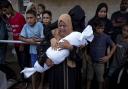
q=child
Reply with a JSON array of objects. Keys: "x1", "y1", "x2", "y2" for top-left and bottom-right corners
[
  {"x1": 19, "y1": 9, "x2": 44, "y2": 89},
  {"x1": 42, "y1": 10, "x2": 52, "y2": 26},
  {"x1": 21, "y1": 24, "x2": 94, "y2": 78},
  {"x1": 86, "y1": 19, "x2": 116, "y2": 89},
  {"x1": 37, "y1": 4, "x2": 45, "y2": 22},
  {"x1": 107, "y1": 23, "x2": 128, "y2": 88}
]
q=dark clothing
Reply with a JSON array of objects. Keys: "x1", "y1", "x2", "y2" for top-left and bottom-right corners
[
  {"x1": 111, "y1": 11, "x2": 128, "y2": 42},
  {"x1": 111, "y1": 11, "x2": 128, "y2": 28},
  {"x1": 46, "y1": 5, "x2": 86, "y2": 33},
  {"x1": 49, "y1": 47, "x2": 82, "y2": 89},
  {"x1": 68, "y1": 5, "x2": 85, "y2": 32},
  {"x1": 44, "y1": 5, "x2": 85, "y2": 89},
  {"x1": 37, "y1": 23, "x2": 53, "y2": 64},
  {"x1": 0, "y1": 17, "x2": 8, "y2": 64},
  {"x1": 108, "y1": 34, "x2": 128, "y2": 77},
  {"x1": 43, "y1": 23, "x2": 54, "y2": 43},
  {"x1": 89, "y1": 33, "x2": 113, "y2": 63},
  {"x1": 108, "y1": 35, "x2": 128, "y2": 89},
  {"x1": 88, "y1": 3, "x2": 113, "y2": 36},
  {"x1": 15, "y1": 45, "x2": 30, "y2": 70},
  {"x1": 88, "y1": 18, "x2": 113, "y2": 35}
]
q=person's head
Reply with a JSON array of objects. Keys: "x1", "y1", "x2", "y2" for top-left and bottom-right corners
[
  {"x1": 38, "y1": 4, "x2": 45, "y2": 14},
  {"x1": 120, "y1": 0, "x2": 128, "y2": 12},
  {"x1": 26, "y1": 2, "x2": 36, "y2": 13},
  {"x1": 93, "y1": 18, "x2": 105, "y2": 34},
  {"x1": 26, "y1": 10, "x2": 37, "y2": 26},
  {"x1": 68, "y1": 5, "x2": 85, "y2": 32},
  {"x1": 95, "y1": 3, "x2": 108, "y2": 18},
  {"x1": 58, "y1": 14, "x2": 73, "y2": 38},
  {"x1": 122, "y1": 23, "x2": 128, "y2": 38},
  {"x1": 1, "y1": 1, "x2": 14, "y2": 16},
  {"x1": 42, "y1": 10, "x2": 52, "y2": 26}
]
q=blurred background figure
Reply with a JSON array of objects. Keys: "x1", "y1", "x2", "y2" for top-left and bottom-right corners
[{"x1": 37, "y1": 3, "x2": 46, "y2": 22}]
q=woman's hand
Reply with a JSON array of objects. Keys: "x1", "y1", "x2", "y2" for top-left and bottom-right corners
[
  {"x1": 50, "y1": 38, "x2": 58, "y2": 50},
  {"x1": 45, "y1": 58, "x2": 54, "y2": 67},
  {"x1": 58, "y1": 39, "x2": 72, "y2": 50}
]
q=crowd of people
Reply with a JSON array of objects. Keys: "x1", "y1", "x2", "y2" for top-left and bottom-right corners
[{"x1": 0, "y1": 0, "x2": 128, "y2": 89}]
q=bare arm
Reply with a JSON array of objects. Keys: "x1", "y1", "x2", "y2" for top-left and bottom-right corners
[
  {"x1": 19, "y1": 36, "x2": 40, "y2": 45},
  {"x1": 100, "y1": 42, "x2": 117, "y2": 63}
]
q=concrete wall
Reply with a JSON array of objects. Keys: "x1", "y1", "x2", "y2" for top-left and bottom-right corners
[
  {"x1": 11, "y1": 0, "x2": 121, "y2": 23},
  {"x1": 31, "y1": 0, "x2": 121, "y2": 23}
]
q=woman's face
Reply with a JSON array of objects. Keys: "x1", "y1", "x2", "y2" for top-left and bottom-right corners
[
  {"x1": 58, "y1": 21, "x2": 68, "y2": 37},
  {"x1": 98, "y1": 7, "x2": 107, "y2": 18},
  {"x1": 95, "y1": 26, "x2": 104, "y2": 34}
]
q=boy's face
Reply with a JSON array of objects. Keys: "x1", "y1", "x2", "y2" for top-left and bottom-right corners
[
  {"x1": 95, "y1": 26, "x2": 104, "y2": 34},
  {"x1": 122, "y1": 25, "x2": 128, "y2": 38},
  {"x1": 26, "y1": 13, "x2": 36, "y2": 26},
  {"x1": 42, "y1": 13, "x2": 51, "y2": 26}
]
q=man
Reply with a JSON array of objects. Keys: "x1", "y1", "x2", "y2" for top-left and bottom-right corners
[{"x1": 111, "y1": 0, "x2": 128, "y2": 41}]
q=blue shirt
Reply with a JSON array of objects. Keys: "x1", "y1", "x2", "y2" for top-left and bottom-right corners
[
  {"x1": 20, "y1": 22, "x2": 44, "y2": 54},
  {"x1": 90, "y1": 33, "x2": 113, "y2": 63}
]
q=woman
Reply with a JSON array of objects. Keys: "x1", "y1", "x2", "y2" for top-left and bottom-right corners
[
  {"x1": 88, "y1": 3, "x2": 113, "y2": 35},
  {"x1": 48, "y1": 14, "x2": 82, "y2": 89}
]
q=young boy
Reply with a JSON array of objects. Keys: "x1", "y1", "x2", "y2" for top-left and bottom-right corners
[
  {"x1": 86, "y1": 19, "x2": 116, "y2": 89},
  {"x1": 19, "y1": 9, "x2": 44, "y2": 89},
  {"x1": 107, "y1": 23, "x2": 128, "y2": 89}
]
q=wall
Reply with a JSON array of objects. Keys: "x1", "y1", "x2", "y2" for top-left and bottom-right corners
[
  {"x1": 10, "y1": 0, "x2": 121, "y2": 23},
  {"x1": 31, "y1": 0, "x2": 121, "y2": 23}
]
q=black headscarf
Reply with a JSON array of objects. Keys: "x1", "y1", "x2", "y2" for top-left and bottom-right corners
[
  {"x1": 88, "y1": 3, "x2": 113, "y2": 35},
  {"x1": 94, "y1": 3, "x2": 108, "y2": 19},
  {"x1": 68, "y1": 5, "x2": 85, "y2": 32}
]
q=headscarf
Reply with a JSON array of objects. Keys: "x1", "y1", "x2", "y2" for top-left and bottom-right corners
[
  {"x1": 88, "y1": 3, "x2": 113, "y2": 35},
  {"x1": 58, "y1": 14, "x2": 73, "y2": 36},
  {"x1": 68, "y1": 5, "x2": 85, "y2": 32}
]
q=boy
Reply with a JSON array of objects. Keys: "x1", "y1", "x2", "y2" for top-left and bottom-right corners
[
  {"x1": 19, "y1": 9, "x2": 44, "y2": 89},
  {"x1": 1, "y1": 0, "x2": 30, "y2": 80},
  {"x1": 86, "y1": 19, "x2": 116, "y2": 89}
]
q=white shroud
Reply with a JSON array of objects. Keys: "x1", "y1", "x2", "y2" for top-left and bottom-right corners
[{"x1": 21, "y1": 25, "x2": 94, "y2": 78}]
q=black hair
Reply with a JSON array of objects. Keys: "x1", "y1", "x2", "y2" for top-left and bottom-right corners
[
  {"x1": 0, "y1": 0, "x2": 13, "y2": 9},
  {"x1": 93, "y1": 18, "x2": 105, "y2": 29},
  {"x1": 42, "y1": 10, "x2": 52, "y2": 17},
  {"x1": 38, "y1": 4, "x2": 45, "y2": 11},
  {"x1": 95, "y1": 2, "x2": 108, "y2": 18},
  {"x1": 68, "y1": 5, "x2": 85, "y2": 32},
  {"x1": 26, "y1": 9, "x2": 37, "y2": 17}
]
